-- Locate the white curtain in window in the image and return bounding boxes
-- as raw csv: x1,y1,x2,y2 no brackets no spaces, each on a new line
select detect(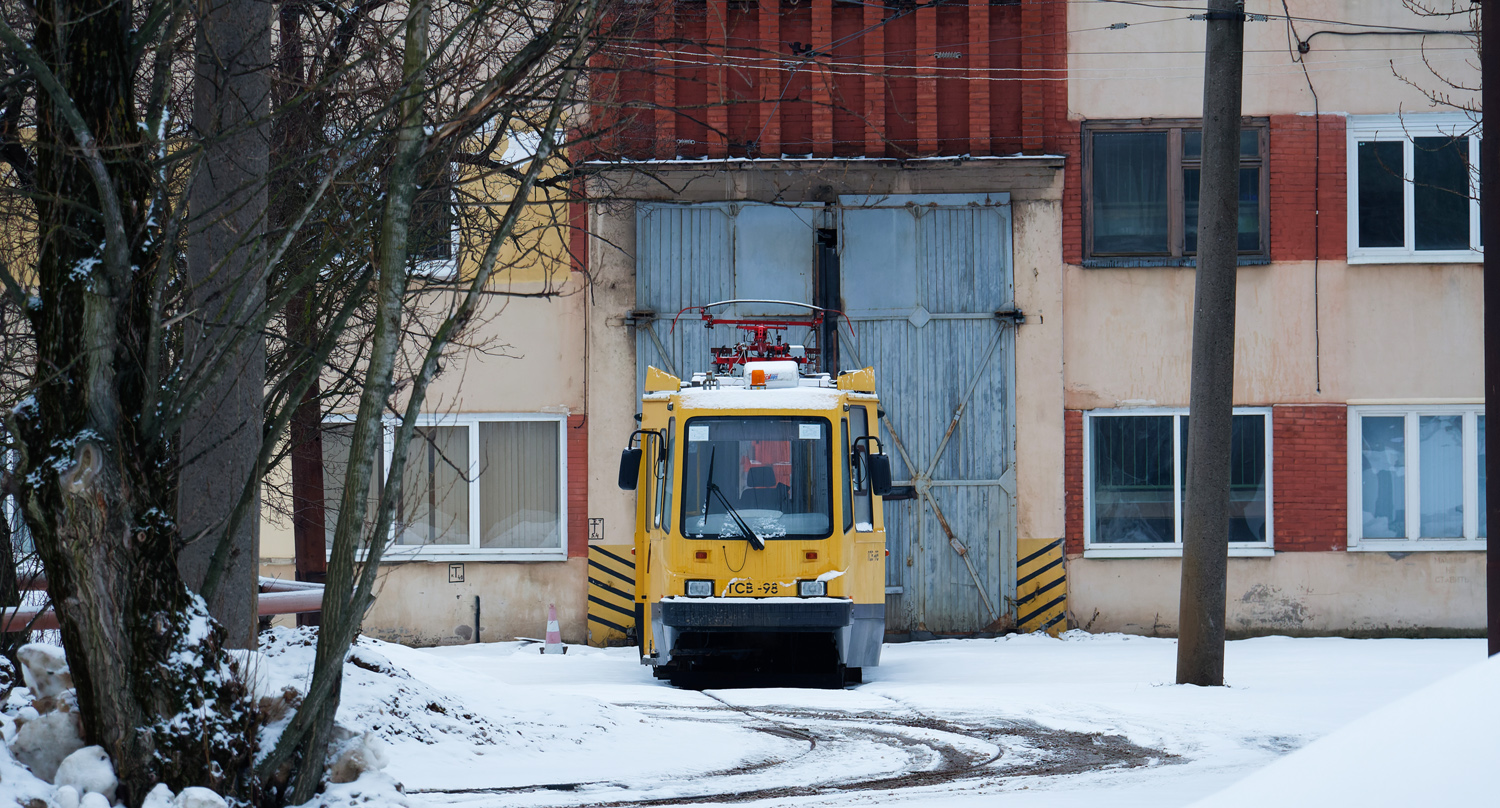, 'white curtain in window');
480,421,560,549
398,426,469,546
